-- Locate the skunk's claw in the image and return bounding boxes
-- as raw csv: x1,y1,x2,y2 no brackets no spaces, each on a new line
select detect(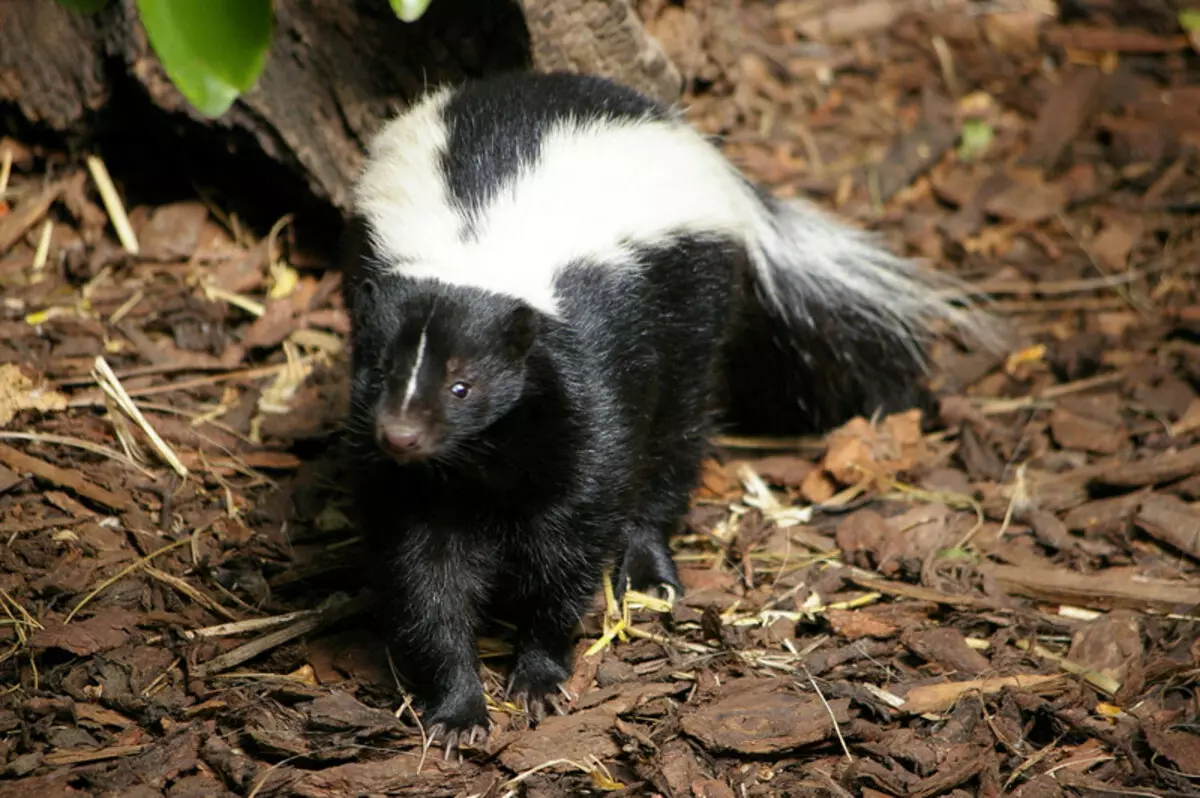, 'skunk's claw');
424,720,489,762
